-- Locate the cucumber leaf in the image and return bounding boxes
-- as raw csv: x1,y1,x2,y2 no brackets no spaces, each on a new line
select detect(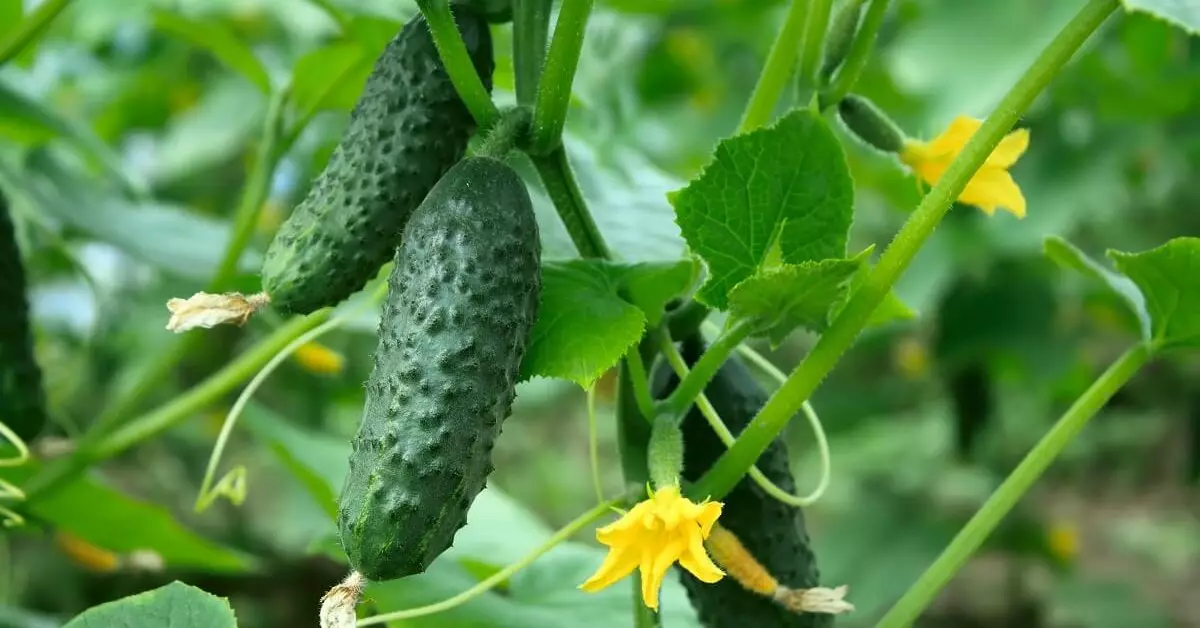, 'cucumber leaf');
152,10,273,94
62,582,237,628
728,257,863,346
1120,0,1200,34
1044,235,1150,339
1109,237,1200,351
